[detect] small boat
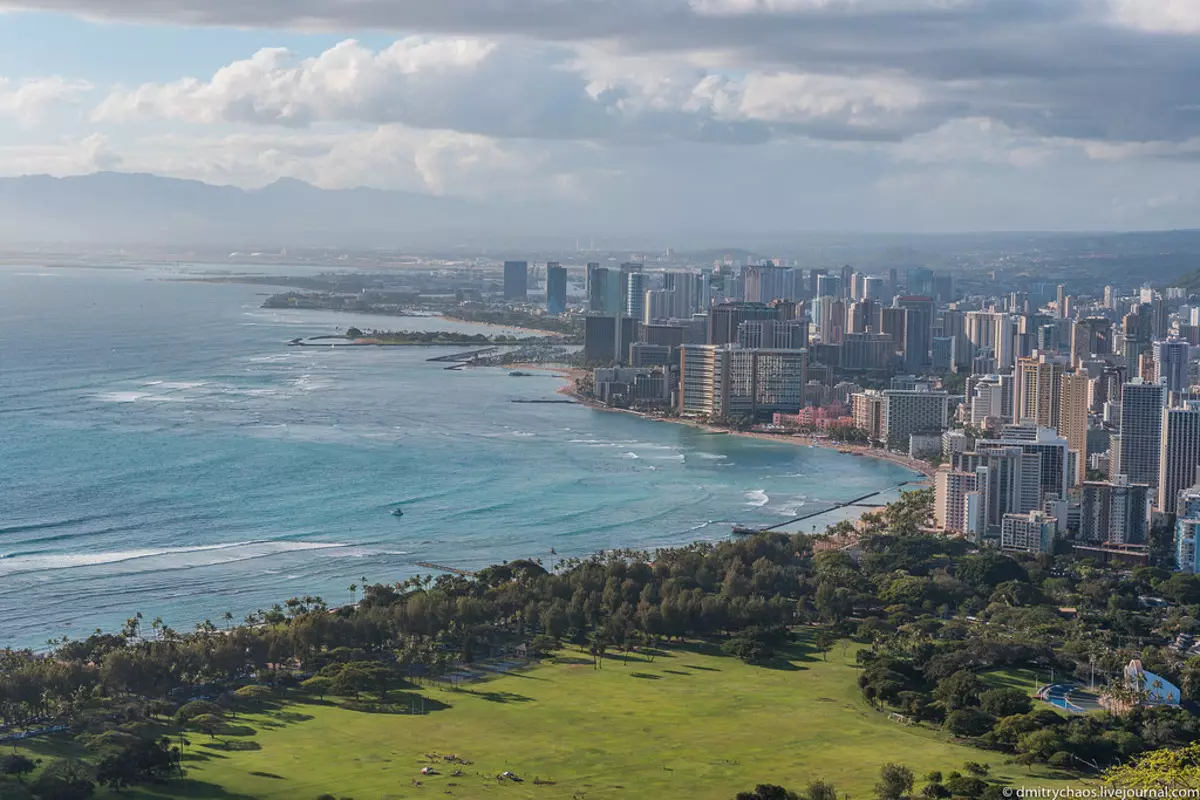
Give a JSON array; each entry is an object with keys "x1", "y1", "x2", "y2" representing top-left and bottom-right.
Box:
[{"x1": 392, "y1": 507, "x2": 404, "y2": 517}]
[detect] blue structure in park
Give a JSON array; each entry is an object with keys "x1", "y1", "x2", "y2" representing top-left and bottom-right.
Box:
[{"x1": 1125, "y1": 660, "x2": 1181, "y2": 706}]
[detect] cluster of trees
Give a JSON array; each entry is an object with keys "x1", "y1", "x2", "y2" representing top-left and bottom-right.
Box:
[
  {"x1": 443, "y1": 308, "x2": 580, "y2": 336},
  {"x1": 7, "y1": 485, "x2": 1200, "y2": 790},
  {"x1": 736, "y1": 760, "x2": 1007, "y2": 800}
]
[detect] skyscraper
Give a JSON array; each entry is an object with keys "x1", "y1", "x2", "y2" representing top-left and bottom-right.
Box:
[
  {"x1": 503, "y1": 260, "x2": 528, "y2": 300},
  {"x1": 707, "y1": 302, "x2": 779, "y2": 346},
  {"x1": 1015, "y1": 354, "x2": 1066, "y2": 429},
  {"x1": 1160, "y1": 403, "x2": 1200, "y2": 512},
  {"x1": 586, "y1": 263, "x2": 606, "y2": 312},
  {"x1": 1081, "y1": 478, "x2": 1150, "y2": 544},
  {"x1": 897, "y1": 296, "x2": 935, "y2": 372},
  {"x1": 815, "y1": 274, "x2": 842, "y2": 299},
  {"x1": 1114, "y1": 379, "x2": 1166, "y2": 489},
  {"x1": 1155, "y1": 338, "x2": 1190, "y2": 393},
  {"x1": 1058, "y1": 372, "x2": 1090, "y2": 487},
  {"x1": 546, "y1": 263, "x2": 567, "y2": 315},
  {"x1": 624, "y1": 271, "x2": 647, "y2": 321}
]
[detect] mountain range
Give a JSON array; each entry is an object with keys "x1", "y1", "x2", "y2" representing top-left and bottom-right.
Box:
[{"x1": 0, "y1": 172, "x2": 532, "y2": 248}]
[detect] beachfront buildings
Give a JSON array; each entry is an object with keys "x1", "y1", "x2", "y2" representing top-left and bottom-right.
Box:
[
  {"x1": 679, "y1": 345, "x2": 807, "y2": 420},
  {"x1": 850, "y1": 388, "x2": 951, "y2": 450}
]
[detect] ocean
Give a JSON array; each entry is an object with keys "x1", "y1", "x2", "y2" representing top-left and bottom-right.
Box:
[{"x1": 0, "y1": 265, "x2": 919, "y2": 648}]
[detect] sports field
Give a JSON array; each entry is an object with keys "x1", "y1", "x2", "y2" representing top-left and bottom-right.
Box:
[{"x1": 11, "y1": 638, "x2": 1082, "y2": 799}]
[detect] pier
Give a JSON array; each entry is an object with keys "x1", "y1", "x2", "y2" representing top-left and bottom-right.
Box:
[
  {"x1": 733, "y1": 480, "x2": 917, "y2": 536},
  {"x1": 415, "y1": 561, "x2": 478, "y2": 577}
]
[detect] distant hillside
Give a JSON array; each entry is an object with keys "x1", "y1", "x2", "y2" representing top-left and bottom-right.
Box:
[
  {"x1": 0, "y1": 172, "x2": 521, "y2": 248},
  {"x1": 1171, "y1": 267, "x2": 1200, "y2": 291}
]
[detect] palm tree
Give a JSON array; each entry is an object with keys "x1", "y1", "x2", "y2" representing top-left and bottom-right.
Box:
[
  {"x1": 348, "y1": 583, "x2": 358, "y2": 605},
  {"x1": 223, "y1": 612, "x2": 234, "y2": 630}
]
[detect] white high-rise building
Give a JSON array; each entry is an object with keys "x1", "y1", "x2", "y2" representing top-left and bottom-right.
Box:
[
  {"x1": 935, "y1": 469, "x2": 982, "y2": 536},
  {"x1": 1001, "y1": 510, "x2": 1057, "y2": 553}
]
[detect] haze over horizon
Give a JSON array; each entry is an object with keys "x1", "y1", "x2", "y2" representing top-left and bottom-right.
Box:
[{"x1": 2, "y1": 1, "x2": 1200, "y2": 237}]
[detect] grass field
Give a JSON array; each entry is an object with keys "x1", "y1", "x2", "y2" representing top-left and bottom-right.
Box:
[{"x1": 9, "y1": 637, "x2": 1084, "y2": 800}]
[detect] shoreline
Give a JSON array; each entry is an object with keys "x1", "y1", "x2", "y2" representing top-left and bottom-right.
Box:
[{"x1": 554, "y1": 375, "x2": 935, "y2": 482}]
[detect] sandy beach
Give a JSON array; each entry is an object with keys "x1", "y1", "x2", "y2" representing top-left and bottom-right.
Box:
[{"x1": 553, "y1": 373, "x2": 935, "y2": 481}]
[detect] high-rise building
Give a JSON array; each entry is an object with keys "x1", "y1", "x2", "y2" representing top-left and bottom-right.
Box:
[
  {"x1": 1114, "y1": 379, "x2": 1166, "y2": 490},
  {"x1": 624, "y1": 271, "x2": 647, "y2": 321},
  {"x1": 583, "y1": 315, "x2": 618, "y2": 363},
  {"x1": 1001, "y1": 510, "x2": 1057, "y2": 554},
  {"x1": 863, "y1": 276, "x2": 885, "y2": 301},
  {"x1": 840, "y1": 333, "x2": 895, "y2": 372},
  {"x1": 1160, "y1": 403, "x2": 1200, "y2": 512},
  {"x1": 935, "y1": 469, "x2": 982, "y2": 536},
  {"x1": 1058, "y1": 372, "x2": 1090, "y2": 487},
  {"x1": 808, "y1": 269, "x2": 827, "y2": 300},
  {"x1": 707, "y1": 302, "x2": 779, "y2": 346},
  {"x1": 586, "y1": 263, "x2": 604, "y2": 311},
  {"x1": 1155, "y1": 338, "x2": 1190, "y2": 393},
  {"x1": 1080, "y1": 477, "x2": 1150, "y2": 545},
  {"x1": 737, "y1": 319, "x2": 809, "y2": 350},
  {"x1": 840, "y1": 265, "x2": 854, "y2": 299},
  {"x1": 932, "y1": 337, "x2": 956, "y2": 373},
  {"x1": 907, "y1": 268, "x2": 934, "y2": 297},
  {"x1": 1176, "y1": 483, "x2": 1200, "y2": 572},
  {"x1": 678, "y1": 345, "x2": 807, "y2": 419},
  {"x1": 546, "y1": 263, "x2": 567, "y2": 315},
  {"x1": 951, "y1": 445, "x2": 1042, "y2": 534},
  {"x1": 871, "y1": 388, "x2": 951, "y2": 449},
  {"x1": 1016, "y1": 354, "x2": 1066, "y2": 429},
  {"x1": 981, "y1": 423, "x2": 1071, "y2": 502},
  {"x1": 897, "y1": 296, "x2": 935, "y2": 372},
  {"x1": 970, "y1": 374, "x2": 1014, "y2": 427},
  {"x1": 815, "y1": 274, "x2": 842, "y2": 299},
  {"x1": 503, "y1": 260, "x2": 528, "y2": 300}
]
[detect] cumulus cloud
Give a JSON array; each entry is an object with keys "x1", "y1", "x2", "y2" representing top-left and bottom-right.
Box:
[
  {"x1": 91, "y1": 37, "x2": 948, "y2": 144},
  {"x1": 0, "y1": 76, "x2": 93, "y2": 124},
  {"x1": 40, "y1": 0, "x2": 1199, "y2": 150}
]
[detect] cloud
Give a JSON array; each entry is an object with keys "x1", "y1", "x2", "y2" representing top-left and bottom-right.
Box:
[
  {"x1": 91, "y1": 37, "x2": 949, "y2": 145},
  {"x1": 0, "y1": 76, "x2": 93, "y2": 124},
  {"x1": 45, "y1": 0, "x2": 1200, "y2": 151}
]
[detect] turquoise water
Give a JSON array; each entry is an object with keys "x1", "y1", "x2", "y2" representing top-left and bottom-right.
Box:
[{"x1": 0, "y1": 266, "x2": 918, "y2": 648}]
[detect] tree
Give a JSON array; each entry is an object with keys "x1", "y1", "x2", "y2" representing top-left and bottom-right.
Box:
[
  {"x1": 1105, "y1": 742, "x2": 1200, "y2": 790},
  {"x1": 943, "y1": 774, "x2": 987, "y2": 798},
  {"x1": 0, "y1": 755, "x2": 36, "y2": 783},
  {"x1": 95, "y1": 753, "x2": 138, "y2": 793},
  {"x1": 875, "y1": 763, "x2": 914, "y2": 800},
  {"x1": 945, "y1": 708, "x2": 994, "y2": 737},
  {"x1": 807, "y1": 780, "x2": 837, "y2": 800},
  {"x1": 813, "y1": 630, "x2": 837, "y2": 662},
  {"x1": 933, "y1": 670, "x2": 982, "y2": 711},
  {"x1": 736, "y1": 786, "x2": 801, "y2": 800},
  {"x1": 191, "y1": 713, "x2": 225, "y2": 740},
  {"x1": 31, "y1": 760, "x2": 94, "y2": 800},
  {"x1": 979, "y1": 688, "x2": 1031, "y2": 718}
]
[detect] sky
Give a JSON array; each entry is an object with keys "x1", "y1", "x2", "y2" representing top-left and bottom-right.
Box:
[{"x1": 2, "y1": 0, "x2": 1200, "y2": 233}]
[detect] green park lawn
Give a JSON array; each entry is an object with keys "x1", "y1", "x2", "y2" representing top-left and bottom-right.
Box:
[{"x1": 11, "y1": 637, "x2": 1084, "y2": 800}]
